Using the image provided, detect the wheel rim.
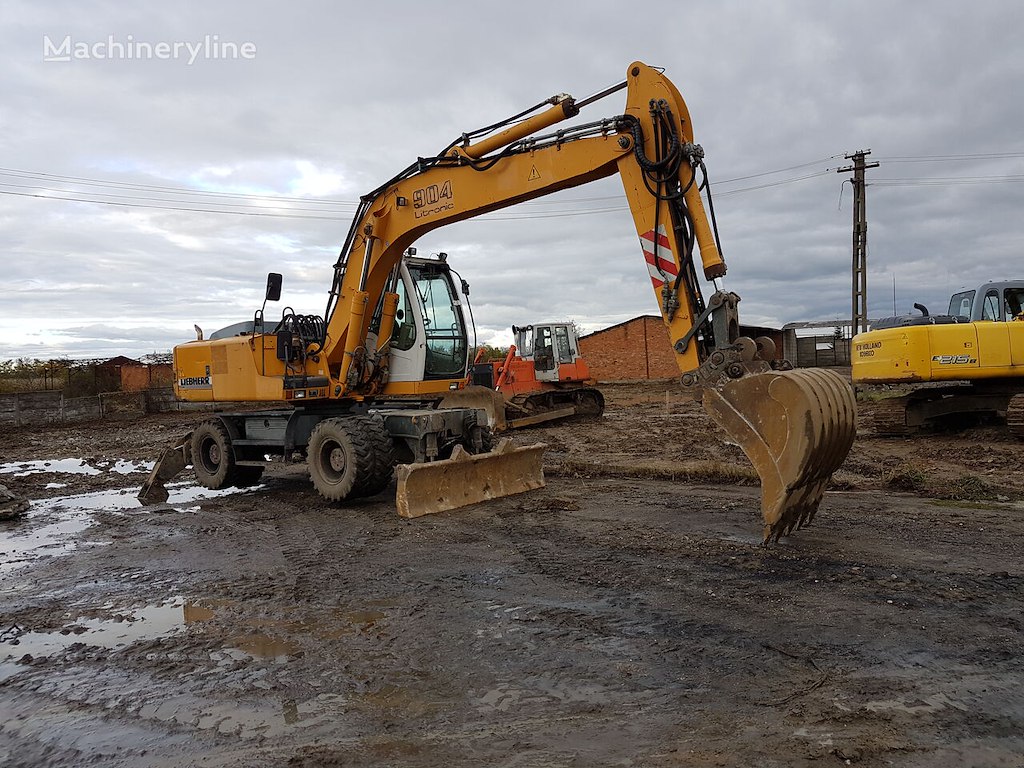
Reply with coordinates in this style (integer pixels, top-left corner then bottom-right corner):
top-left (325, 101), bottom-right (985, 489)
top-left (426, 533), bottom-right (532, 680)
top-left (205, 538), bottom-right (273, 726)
top-left (318, 439), bottom-right (347, 483)
top-left (199, 437), bottom-right (221, 473)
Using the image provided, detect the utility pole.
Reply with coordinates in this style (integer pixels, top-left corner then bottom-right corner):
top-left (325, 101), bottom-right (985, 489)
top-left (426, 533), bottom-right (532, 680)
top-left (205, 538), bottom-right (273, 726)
top-left (837, 149), bottom-right (879, 336)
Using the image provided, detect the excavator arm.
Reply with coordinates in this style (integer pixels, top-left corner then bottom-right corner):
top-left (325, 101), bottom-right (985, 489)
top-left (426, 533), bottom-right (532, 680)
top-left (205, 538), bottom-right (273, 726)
top-left (317, 61), bottom-right (855, 540)
top-left (327, 63), bottom-right (721, 391)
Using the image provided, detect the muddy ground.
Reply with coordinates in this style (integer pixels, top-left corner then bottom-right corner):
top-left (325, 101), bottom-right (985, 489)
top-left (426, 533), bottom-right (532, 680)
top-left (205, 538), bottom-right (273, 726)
top-left (0, 377), bottom-right (1022, 767)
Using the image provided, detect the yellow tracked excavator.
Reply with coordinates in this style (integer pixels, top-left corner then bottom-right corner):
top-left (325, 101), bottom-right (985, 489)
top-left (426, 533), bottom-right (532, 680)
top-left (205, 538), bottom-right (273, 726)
top-left (140, 61), bottom-right (856, 541)
top-left (853, 280), bottom-right (1024, 436)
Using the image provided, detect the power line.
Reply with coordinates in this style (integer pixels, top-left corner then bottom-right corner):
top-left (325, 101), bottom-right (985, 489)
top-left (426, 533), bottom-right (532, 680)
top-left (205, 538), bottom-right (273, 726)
top-left (872, 174), bottom-right (1024, 186)
top-left (714, 156), bottom-right (839, 184)
top-left (0, 167), bottom-right (354, 205)
top-left (0, 189), bottom-right (349, 220)
top-left (873, 152), bottom-right (1024, 163)
top-left (714, 170), bottom-right (831, 196)
top-left (0, 157), bottom-right (845, 220)
top-left (0, 180), bottom-right (359, 213)
top-left (14, 152), bottom-right (1021, 221)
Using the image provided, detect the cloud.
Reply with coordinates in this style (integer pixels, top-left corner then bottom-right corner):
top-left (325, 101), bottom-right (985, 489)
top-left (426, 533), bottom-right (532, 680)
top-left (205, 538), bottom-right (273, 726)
top-left (3, 0), bottom-right (1024, 365)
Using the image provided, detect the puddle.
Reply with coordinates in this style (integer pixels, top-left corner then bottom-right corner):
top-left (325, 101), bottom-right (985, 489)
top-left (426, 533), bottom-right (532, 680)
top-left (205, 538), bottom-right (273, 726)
top-left (0, 482), bottom-right (260, 575)
top-left (223, 632), bottom-right (300, 661)
top-left (0, 600), bottom-right (195, 661)
top-left (0, 458), bottom-right (154, 478)
top-left (105, 459), bottom-right (153, 475)
top-left (1, 459), bottom-right (103, 477)
top-left (864, 693), bottom-right (969, 714)
top-left (0, 597), bottom-right (297, 668)
top-left (0, 502), bottom-right (101, 575)
top-left (132, 691), bottom-right (344, 739)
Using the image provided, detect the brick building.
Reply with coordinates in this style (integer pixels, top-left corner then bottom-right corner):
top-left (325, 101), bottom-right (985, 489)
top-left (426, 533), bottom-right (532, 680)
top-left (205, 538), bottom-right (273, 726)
top-left (578, 316), bottom-right (679, 381)
top-left (98, 357), bottom-right (174, 392)
top-left (579, 315), bottom-right (788, 382)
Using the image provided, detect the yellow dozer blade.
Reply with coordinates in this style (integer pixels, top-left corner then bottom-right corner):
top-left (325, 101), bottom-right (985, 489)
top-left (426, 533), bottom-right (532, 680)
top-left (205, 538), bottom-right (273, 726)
top-left (701, 368), bottom-right (856, 542)
top-left (395, 438), bottom-right (546, 518)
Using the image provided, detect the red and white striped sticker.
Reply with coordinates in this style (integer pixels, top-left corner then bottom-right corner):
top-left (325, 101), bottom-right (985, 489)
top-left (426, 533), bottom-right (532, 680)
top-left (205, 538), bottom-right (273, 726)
top-left (640, 226), bottom-right (677, 287)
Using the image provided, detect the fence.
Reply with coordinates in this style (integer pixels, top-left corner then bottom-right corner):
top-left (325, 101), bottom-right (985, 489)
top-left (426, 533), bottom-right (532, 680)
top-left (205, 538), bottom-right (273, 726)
top-left (794, 335), bottom-right (851, 367)
top-left (0, 388), bottom-right (214, 428)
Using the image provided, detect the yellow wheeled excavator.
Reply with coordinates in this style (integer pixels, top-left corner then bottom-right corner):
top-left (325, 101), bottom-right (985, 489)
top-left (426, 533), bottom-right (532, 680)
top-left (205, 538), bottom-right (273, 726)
top-left (140, 61), bottom-right (856, 541)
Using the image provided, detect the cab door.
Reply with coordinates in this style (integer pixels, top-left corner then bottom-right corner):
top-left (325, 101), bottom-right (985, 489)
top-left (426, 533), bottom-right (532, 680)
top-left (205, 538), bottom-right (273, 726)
top-left (385, 263), bottom-right (426, 382)
top-left (388, 259), bottom-right (469, 383)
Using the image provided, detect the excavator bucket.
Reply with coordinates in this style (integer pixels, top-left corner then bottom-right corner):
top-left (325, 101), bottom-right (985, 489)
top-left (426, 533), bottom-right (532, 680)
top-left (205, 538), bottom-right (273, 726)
top-left (137, 433), bottom-right (192, 503)
top-left (395, 438), bottom-right (546, 518)
top-left (701, 368), bottom-right (856, 542)
top-left (439, 385), bottom-right (509, 432)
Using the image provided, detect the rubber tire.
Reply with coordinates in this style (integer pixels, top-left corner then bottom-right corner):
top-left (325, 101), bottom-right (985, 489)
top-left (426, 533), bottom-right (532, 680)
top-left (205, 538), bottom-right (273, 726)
top-left (471, 424), bottom-right (494, 455)
top-left (191, 420), bottom-right (236, 490)
top-left (349, 414), bottom-right (396, 499)
top-left (307, 417), bottom-right (375, 502)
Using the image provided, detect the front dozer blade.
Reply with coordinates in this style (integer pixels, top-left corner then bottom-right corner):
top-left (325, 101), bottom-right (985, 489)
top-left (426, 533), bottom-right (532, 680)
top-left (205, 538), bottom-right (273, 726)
top-left (395, 439), bottom-right (546, 518)
top-left (701, 368), bottom-right (856, 542)
top-left (137, 433), bottom-right (192, 504)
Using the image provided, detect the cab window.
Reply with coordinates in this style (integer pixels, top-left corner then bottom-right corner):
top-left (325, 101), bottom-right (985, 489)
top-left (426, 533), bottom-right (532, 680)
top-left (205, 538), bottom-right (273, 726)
top-left (1003, 288), bottom-right (1024, 321)
top-left (410, 265), bottom-right (467, 379)
top-left (554, 325), bottom-right (573, 363)
top-left (982, 290), bottom-right (1000, 321)
top-left (534, 326), bottom-right (555, 371)
top-left (948, 290), bottom-right (974, 321)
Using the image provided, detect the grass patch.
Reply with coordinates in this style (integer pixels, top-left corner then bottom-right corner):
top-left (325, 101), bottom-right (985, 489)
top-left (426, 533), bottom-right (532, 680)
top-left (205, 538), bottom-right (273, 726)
top-left (546, 458), bottom-right (759, 485)
top-left (928, 499), bottom-right (1007, 511)
top-left (880, 461), bottom-right (927, 493)
top-left (935, 473), bottom-right (1000, 502)
top-left (855, 387), bottom-right (913, 403)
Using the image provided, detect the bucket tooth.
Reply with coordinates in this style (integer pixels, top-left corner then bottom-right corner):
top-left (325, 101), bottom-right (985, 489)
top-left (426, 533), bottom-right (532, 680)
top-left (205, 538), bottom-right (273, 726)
top-left (700, 368), bottom-right (856, 542)
top-left (395, 439), bottom-right (546, 518)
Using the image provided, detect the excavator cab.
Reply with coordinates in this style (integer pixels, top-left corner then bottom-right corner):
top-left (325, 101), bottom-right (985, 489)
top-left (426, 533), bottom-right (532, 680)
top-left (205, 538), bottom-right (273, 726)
top-left (513, 323), bottom-right (583, 382)
top-left (375, 255), bottom-right (470, 384)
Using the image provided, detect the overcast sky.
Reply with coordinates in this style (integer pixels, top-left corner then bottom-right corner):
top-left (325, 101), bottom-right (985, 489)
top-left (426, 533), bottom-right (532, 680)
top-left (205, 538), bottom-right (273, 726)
top-left (3, 0), bottom-right (1023, 361)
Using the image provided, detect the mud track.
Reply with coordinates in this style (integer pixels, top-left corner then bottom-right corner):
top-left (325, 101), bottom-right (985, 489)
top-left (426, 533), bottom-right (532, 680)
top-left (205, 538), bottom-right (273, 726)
top-left (1, 379), bottom-right (1022, 767)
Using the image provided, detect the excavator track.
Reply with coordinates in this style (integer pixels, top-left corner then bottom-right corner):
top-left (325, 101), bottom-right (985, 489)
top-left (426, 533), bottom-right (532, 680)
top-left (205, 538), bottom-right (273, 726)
top-left (508, 387), bottom-right (605, 421)
top-left (701, 368), bottom-right (857, 543)
top-left (442, 385), bottom-right (604, 432)
top-left (1006, 394), bottom-right (1024, 440)
top-left (867, 396), bottom-right (912, 437)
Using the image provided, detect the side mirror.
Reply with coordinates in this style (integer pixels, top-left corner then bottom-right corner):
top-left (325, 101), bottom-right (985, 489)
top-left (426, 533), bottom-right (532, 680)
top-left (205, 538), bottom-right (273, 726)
top-left (266, 272), bottom-right (283, 302)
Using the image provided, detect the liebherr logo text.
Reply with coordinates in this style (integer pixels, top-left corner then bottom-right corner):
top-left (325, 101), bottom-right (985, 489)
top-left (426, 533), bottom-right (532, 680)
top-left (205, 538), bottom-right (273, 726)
top-left (178, 376), bottom-right (212, 388)
top-left (412, 181), bottom-right (453, 219)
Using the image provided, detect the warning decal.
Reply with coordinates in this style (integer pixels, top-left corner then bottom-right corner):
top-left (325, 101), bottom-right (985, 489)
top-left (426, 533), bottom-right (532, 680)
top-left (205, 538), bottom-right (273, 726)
top-left (639, 226), bottom-right (678, 287)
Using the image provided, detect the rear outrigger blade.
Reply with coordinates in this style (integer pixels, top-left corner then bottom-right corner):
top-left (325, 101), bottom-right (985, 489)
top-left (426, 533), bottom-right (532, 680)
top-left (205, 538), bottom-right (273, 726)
top-left (137, 433), bottom-right (192, 504)
top-left (701, 368), bottom-right (856, 543)
top-left (395, 439), bottom-right (547, 518)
